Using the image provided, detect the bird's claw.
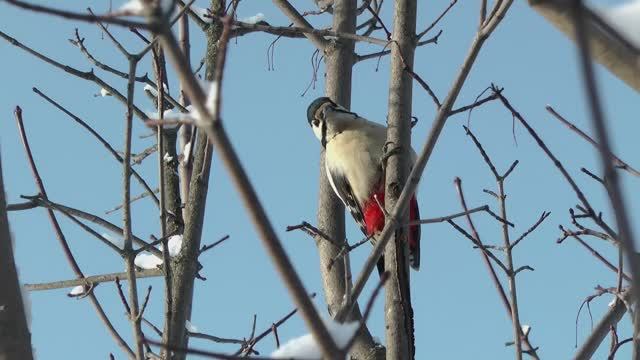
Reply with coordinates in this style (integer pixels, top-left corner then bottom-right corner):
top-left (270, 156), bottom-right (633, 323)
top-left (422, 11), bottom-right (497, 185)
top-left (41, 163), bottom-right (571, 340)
top-left (382, 142), bottom-right (403, 167)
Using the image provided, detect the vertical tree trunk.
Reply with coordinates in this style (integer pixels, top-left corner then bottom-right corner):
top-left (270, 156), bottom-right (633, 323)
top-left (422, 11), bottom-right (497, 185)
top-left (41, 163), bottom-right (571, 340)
top-left (165, 1), bottom-right (223, 358)
top-left (384, 0), bottom-right (417, 359)
top-left (319, 1), bottom-right (384, 358)
top-left (178, 13), bottom-right (193, 212)
top-left (0, 154), bottom-right (34, 360)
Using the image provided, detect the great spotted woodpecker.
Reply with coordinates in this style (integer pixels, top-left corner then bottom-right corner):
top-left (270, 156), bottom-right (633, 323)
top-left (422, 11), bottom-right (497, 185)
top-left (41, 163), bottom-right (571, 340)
top-left (307, 97), bottom-right (421, 271)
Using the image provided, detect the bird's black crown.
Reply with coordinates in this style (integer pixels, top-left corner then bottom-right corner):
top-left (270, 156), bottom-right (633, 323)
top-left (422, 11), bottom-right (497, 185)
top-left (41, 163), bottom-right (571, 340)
top-left (306, 97), bottom-right (335, 126)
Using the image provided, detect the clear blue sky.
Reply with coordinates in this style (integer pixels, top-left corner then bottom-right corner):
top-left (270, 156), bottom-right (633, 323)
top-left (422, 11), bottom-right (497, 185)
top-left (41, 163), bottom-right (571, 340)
top-left (1, 0), bottom-right (638, 359)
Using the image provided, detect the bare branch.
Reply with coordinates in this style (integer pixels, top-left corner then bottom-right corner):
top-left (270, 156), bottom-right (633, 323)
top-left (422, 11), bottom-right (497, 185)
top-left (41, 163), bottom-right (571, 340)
top-left (14, 106), bottom-right (134, 357)
top-left (234, 293), bottom-right (318, 356)
top-left (5, 0), bottom-right (148, 28)
top-left (571, 3), bottom-right (640, 351)
top-left (272, 0), bottom-right (330, 50)
top-left (24, 269), bottom-right (163, 291)
top-left (339, 1), bottom-right (515, 322)
top-left (558, 229), bottom-right (631, 281)
top-left (574, 290), bottom-right (633, 360)
top-left (416, 0), bottom-right (457, 40)
top-left (0, 152), bottom-right (34, 360)
top-left (122, 58), bottom-right (146, 360)
top-left (546, 105), bottom-right (640, 177)
top-left (510, 211), bottom-right (550, 249)
top-left (0, 31), bottom-right (149, 121)
top-left (32, 87), bottom-right (159, 206)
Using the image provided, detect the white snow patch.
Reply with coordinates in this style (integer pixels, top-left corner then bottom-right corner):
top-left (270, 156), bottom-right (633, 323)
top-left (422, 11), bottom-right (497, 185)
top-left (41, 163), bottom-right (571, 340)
top-left (135, 234), bottom-right (183, 269)
top-left (69, 285), bottom-right (85, 296)
top-left (205, 81), bottom-right (218, 114)
top-left (147, 109), bottom-right (178, 125)
top-left (134, 253), bottom-right (163, 269)
top-left (185, 320), bottom-right (199, 333)
top-left (521, 324), bottom-right (531, 336)
top-left (100, 87), bottom-right (111, 97)
top-left (598, 0), bottom-right (640, 47)
top-left (119, 0), bottom-right (175, 16)
top-left (161, 234), bottom-right (183, 257)
top-left (271, 318), bottom-right (358, 358)
top-left (102, 232), bottom-right (124, 248)
top-left (186, 81), bottom-right (218, 124)
top-left (163, 152), bottom-right (174, 162)
top-left (120, 0), bottom-right (145, 14)
top-left (143, 83), bottom-right (169, 96)
top-left (182, 141), bottom-right (192, 160)
top-left (239, 13), bottom-right (265, 24)
top-left (159, 109), bottom-right (181, 129)
top-left (191, 6), bottom-right (213, 23)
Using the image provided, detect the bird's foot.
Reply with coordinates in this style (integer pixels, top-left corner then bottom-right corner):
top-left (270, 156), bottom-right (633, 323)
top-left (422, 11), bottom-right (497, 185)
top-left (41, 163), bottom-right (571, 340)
top-left (381, 142), bottom-right (403, 167)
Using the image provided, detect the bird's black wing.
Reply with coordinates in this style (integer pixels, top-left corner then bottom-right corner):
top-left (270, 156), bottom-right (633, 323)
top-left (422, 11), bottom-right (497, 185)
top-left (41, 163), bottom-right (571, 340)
top-left (326, 162), bottom-right (386, 275)
top-left (326, 166), bottom-right (368, 237)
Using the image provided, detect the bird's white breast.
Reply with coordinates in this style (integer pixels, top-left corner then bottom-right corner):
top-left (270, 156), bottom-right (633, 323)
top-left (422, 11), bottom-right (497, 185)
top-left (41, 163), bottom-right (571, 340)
top-left (325, 122), bottom-right (386, 205)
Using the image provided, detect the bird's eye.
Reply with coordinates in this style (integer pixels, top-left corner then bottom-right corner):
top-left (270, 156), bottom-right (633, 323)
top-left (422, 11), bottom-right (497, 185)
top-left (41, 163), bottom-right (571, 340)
top-left (312, 119), bottom-right (320, 127)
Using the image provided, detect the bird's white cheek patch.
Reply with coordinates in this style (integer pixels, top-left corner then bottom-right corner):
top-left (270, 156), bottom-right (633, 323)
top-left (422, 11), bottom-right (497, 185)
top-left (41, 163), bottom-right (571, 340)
top-left (311, 124), bottom-right (323, 142)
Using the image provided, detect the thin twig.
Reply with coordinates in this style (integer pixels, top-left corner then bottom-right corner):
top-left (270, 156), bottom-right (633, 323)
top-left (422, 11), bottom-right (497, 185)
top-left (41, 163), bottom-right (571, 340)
top-left (5, 0), bottom-right (148, 28)
top-left (32, 87), bottom-right (159, 206)
top-left (510, 211), bottom-right (550, 249)
top-left (449, 91), bottom-right (500, 116)
top-left (574, 290), bottom-right (633, 360)
top-left (199, 234), bottom-right (231, 255)
top-left (407, 204), bottom-right (513, 227)
top-left (24, 269), bottom-right (163, 291)
top-left (188, 332), bottom-right (244, 345)
top-left (106, 189), bottom-right (160, 215)
top-left (17, 195), bottom-right (162, 257)
top-left (233, 293), bottom-right (317, 356)
top-left (272, 0), bottom-right (329, 50)
top-left (14, 106), bottom-right (134, 357)
top-left (416, 0), bottom-right (457, 40)
top-left (0, 31), bottom-right (148, 121)
top-left (546, 105), bottom-right (639, 177)
top-left (122, 58), bottom-right (145, 360)
top-left (453, 177), bottom-right (539, 358)
top-left (494, 88), bottom-right (619, 246)
top-left (355, 31), bottom-right (441, 63)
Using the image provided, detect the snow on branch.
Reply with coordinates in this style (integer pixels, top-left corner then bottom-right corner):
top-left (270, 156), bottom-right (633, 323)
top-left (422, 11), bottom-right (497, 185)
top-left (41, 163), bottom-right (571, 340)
top-left (134, 234), bottom-right (183, 269)
top-left (598, 0), bottom-right (640, 47)
top-left (270, 318), bottom-right (358, 358)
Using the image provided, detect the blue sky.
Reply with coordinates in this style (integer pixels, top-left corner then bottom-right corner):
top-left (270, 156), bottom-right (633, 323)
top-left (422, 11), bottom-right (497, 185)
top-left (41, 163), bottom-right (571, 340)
top-left (1, 0), bottom-right (638, 359)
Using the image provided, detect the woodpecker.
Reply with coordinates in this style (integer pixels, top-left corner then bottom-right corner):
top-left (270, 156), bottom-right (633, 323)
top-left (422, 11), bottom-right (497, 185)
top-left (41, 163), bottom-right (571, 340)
top-left (307, 97), bottom-right (421, 271)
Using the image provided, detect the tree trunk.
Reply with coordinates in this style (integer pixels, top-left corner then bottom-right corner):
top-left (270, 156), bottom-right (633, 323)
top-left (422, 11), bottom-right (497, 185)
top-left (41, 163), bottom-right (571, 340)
top-left (318, 0), bottom-right (384, 358)
top-left (384, 0), bottom-right (417, 358)
top-left (0, 153), bottom-right (34, 360)
top-left (164, 1), bottom-right (223, 358)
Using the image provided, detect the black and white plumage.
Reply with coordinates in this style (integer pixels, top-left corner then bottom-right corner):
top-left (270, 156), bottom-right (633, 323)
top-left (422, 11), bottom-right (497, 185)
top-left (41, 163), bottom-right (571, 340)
top-left (306, 97), bottom-right (421, 271)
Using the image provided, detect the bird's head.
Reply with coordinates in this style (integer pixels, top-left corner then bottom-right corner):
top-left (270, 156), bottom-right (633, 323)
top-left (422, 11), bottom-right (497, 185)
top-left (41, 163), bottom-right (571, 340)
top-left (307, 97), bottom-right (341, 148)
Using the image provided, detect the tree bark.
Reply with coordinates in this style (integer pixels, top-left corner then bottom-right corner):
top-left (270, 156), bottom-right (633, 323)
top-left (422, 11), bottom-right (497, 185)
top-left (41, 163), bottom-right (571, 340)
top-left (384, 0), bottom-right (417, 359)
top-left (318, 0), bottom-right (384, 358)
top-left (0, 153), bottom-right (34, 360)
top-left (528, 0), bottom-right (640, 92)
top-left (164, 1), bottom-right (222, 358)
